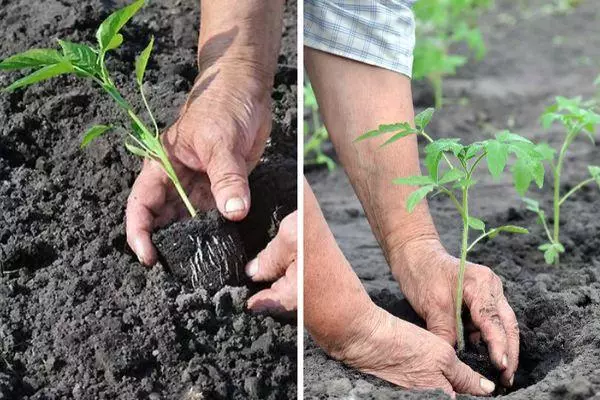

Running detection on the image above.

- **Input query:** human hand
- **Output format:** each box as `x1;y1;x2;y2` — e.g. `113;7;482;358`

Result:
332;304;496;398
390;238;519;387
126;61;273;266
245;211;297;314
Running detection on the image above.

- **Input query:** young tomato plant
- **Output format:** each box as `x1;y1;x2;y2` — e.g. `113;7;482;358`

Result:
523;96;600;264
413;0;492;108
356;108;548;351
0;0;196;217
304;83;336;171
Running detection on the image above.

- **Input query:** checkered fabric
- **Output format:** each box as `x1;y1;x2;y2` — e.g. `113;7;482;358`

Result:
305;0;416;77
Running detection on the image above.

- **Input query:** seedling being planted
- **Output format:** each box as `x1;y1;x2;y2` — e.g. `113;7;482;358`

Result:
523;96;600;264
356;108;548;351
0;0;196;217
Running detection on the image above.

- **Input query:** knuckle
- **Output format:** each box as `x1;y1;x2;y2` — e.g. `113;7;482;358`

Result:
279;213;298;247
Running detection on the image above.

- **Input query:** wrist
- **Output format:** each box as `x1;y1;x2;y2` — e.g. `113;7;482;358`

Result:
388;234;447;282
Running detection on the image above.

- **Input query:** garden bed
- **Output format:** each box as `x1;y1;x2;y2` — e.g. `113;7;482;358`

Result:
305;0;600;398
0;0;297;399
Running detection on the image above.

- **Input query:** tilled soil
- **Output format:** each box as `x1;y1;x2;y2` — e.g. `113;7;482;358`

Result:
0;1;297;399
305;0;600;399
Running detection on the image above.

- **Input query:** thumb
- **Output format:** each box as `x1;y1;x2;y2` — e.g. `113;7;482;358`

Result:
427;312;457;346
246;212;297;282
205;148;250;221
445;357;495;396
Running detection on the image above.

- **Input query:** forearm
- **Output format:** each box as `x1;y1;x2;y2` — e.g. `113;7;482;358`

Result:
198;1;284;83
305;48;440;267
304;178;376;358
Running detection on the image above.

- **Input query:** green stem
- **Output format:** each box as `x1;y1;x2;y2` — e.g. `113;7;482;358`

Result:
432;74;443;109
559;177;595;206
420;131;454;169
139;84;159;136
552;140;569;265
456;186;469;352
158;148;197;218
539;211;554;244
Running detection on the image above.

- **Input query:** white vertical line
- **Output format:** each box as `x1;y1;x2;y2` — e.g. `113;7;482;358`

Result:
297;0;305;398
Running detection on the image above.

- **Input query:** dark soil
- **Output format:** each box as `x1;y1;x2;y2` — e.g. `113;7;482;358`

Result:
305;0;600;399
0;1;297;399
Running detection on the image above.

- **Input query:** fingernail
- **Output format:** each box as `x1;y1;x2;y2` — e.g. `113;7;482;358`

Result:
502;354;508;369
245;258;258;277
225;197;245;213
509;375;514;387
480;378;495;393
134;238;146;265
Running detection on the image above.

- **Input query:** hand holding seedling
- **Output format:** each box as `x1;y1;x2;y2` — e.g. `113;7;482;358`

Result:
126;1;284;265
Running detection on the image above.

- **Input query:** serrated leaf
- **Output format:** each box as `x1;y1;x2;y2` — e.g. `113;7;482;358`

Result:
3;62;73;92
378;122;412;133
135;36;154;86
58;40;98;75
523;197;540;212
534;143;556;161
415;108;435;130
81;125;112;148
488;225;529;239
406;185;434;213
97;0;145;51
468;217;485;231
125;141;148;158
439;168;465;185
485;140;508;178
496;130;532;144
393;175;434;186
0;49;64;70
106;34;124;51
355;129;383;142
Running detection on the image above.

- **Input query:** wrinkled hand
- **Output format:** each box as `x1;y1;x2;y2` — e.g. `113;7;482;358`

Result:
391;238;519;387
245;211;297;314
335;304;496;398
126;63;273;265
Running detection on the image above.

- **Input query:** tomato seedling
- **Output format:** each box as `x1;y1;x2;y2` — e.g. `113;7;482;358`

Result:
523;96;600;264
356;108;549;351
304;83;336;171
0;0;196;217
413;0;492;108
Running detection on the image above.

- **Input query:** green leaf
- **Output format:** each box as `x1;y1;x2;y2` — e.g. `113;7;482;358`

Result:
380;128;415;147
393;175;434;186
96;0;145;51
3;62;73;92
81;125;112;148
485;140;508;178
523;197;540;213
534;143;556;161
468;217;485;231
589;165;600;186
58;40;98;75
439;168;465;185
378;122;413;133
355;129;383;142
106;34;124;51
406;185;435;213
135;36;154;86
511;158;533;196
543;247;557;264
496;130;532;144
424;138;462;181
125;141;148;158
488;225;529;239
103;84;129;109
0;49;63;70
414;108;435;130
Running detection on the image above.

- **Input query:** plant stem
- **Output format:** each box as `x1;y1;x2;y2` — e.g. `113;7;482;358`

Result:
432;74;443;109
559;177;594;206
552;140;569;265
456;186;469;352
157;148;197;218
139;84;159;136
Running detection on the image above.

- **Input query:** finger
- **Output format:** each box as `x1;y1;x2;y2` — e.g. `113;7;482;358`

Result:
445;356;495;396
497;299;519;387
246;212;297;282
426;312;457;346
126;189;159;266
205;148;250;221
247;262;297;314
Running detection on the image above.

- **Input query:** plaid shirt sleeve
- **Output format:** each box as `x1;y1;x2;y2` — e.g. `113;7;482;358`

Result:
304;0;416;78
